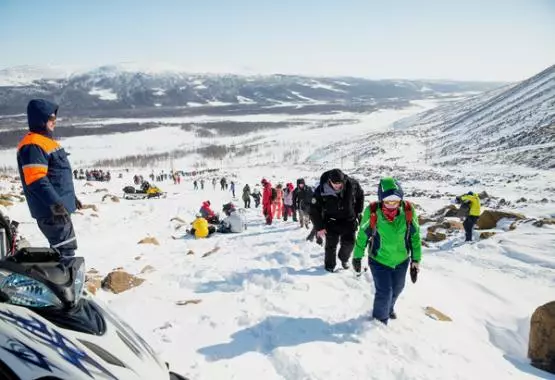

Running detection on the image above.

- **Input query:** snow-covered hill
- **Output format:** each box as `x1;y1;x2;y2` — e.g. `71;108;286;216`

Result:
0;64;504;118
391;64;555;169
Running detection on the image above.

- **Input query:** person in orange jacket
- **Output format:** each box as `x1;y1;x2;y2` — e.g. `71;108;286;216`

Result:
16;99;82;260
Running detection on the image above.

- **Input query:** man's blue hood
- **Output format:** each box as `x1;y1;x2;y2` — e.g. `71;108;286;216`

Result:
27;99;58;135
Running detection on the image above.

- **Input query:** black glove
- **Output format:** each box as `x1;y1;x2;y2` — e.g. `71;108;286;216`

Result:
352;257;362;273
75;198;83;210
410;261;419;283
50;203;70;223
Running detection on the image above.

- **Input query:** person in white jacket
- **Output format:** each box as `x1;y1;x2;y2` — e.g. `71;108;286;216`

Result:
218;203;247;233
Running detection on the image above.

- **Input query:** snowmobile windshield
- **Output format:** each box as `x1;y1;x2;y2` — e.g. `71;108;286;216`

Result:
0;248;85;310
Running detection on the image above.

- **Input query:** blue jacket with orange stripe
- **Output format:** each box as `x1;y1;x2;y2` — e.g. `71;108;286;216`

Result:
16;99;77;219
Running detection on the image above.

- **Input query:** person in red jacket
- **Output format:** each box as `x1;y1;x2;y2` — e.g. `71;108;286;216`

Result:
261;178;273;225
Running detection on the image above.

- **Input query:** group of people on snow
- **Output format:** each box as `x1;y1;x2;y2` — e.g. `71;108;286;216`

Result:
14;98;483;326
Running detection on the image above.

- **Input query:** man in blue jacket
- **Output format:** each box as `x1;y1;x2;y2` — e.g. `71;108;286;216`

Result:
16;99;82;259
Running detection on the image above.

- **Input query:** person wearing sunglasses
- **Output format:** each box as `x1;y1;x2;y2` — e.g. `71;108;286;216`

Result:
310;168;364;272
16;99;82;261
353;177;422;324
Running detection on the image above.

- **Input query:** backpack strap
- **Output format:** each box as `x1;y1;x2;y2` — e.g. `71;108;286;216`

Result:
369;201;380;231
403;200;414;259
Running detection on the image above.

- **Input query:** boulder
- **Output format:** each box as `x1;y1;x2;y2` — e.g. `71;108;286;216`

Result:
425;231;447;242
529;301;555;374
479;231;496;239
101;271;145;294
138;237;159;245
478;191;490;199
476;210;525;230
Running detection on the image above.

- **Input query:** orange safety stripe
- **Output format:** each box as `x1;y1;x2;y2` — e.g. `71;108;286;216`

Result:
22;164;48;185
17;132;60;154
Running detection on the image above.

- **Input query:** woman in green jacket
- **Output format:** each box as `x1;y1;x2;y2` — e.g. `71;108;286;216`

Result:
353;177;422;324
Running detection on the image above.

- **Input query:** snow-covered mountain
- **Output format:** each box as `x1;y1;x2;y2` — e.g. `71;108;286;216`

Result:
0;64;503;118
392;64;555;169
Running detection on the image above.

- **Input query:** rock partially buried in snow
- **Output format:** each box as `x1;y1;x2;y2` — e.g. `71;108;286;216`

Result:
138;237;160;245
476;210;525;230
0;199;14;207
187;250;195;255
102;194;120;203
433;205;459;218
533;218;555;228
425;231;447;242
170;216;187;224
81;204;99;212
176;299;202;306
102;271;145;294
94;188;109;193
529;301;555;374
479;231;496;239
424;306;452;322
140;265;156;274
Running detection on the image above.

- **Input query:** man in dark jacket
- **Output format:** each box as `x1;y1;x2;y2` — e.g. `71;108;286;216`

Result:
292;178;313;229
16;99;81;259
310;169;364;272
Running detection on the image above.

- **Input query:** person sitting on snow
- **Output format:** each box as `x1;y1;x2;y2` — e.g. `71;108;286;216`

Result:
189;214;216;239
199;201;219;224
218;202;246;233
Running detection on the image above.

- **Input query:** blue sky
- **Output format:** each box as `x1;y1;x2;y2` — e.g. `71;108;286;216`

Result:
1;0;554;81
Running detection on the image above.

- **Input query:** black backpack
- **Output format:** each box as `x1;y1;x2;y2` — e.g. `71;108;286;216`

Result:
271;188;278;201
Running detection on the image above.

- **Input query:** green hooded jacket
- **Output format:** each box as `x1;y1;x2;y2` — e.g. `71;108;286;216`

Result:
353;202;422;268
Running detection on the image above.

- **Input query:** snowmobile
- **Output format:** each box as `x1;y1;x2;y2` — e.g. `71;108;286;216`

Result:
0;210;20;258
0;246;188;380
122;183;166;200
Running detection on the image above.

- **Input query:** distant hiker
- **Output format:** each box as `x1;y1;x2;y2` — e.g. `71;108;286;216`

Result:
293;178;313;229
212;177;217;190
273;184;284;219
193;180;198;190
17;99;81;261
283;182;296;222
230;181;236;198
261;178;273;225
353;177;422;325
220;177;226;191
190;214;216;238
200;178;205;190
310;169;364;272
242;184;251;208
251;184;261;208
218;203;247;233
455;191;481;241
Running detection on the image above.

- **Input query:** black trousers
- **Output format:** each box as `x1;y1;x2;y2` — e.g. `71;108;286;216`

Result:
37;216;77;258
463;216;479;241
324;230;355;270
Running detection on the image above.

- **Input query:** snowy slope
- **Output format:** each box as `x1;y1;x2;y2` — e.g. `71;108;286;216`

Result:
2;166;554;379
2;92;555;378
390;64;555;169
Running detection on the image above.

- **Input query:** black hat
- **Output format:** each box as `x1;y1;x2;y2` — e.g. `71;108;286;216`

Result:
328;169;345;184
